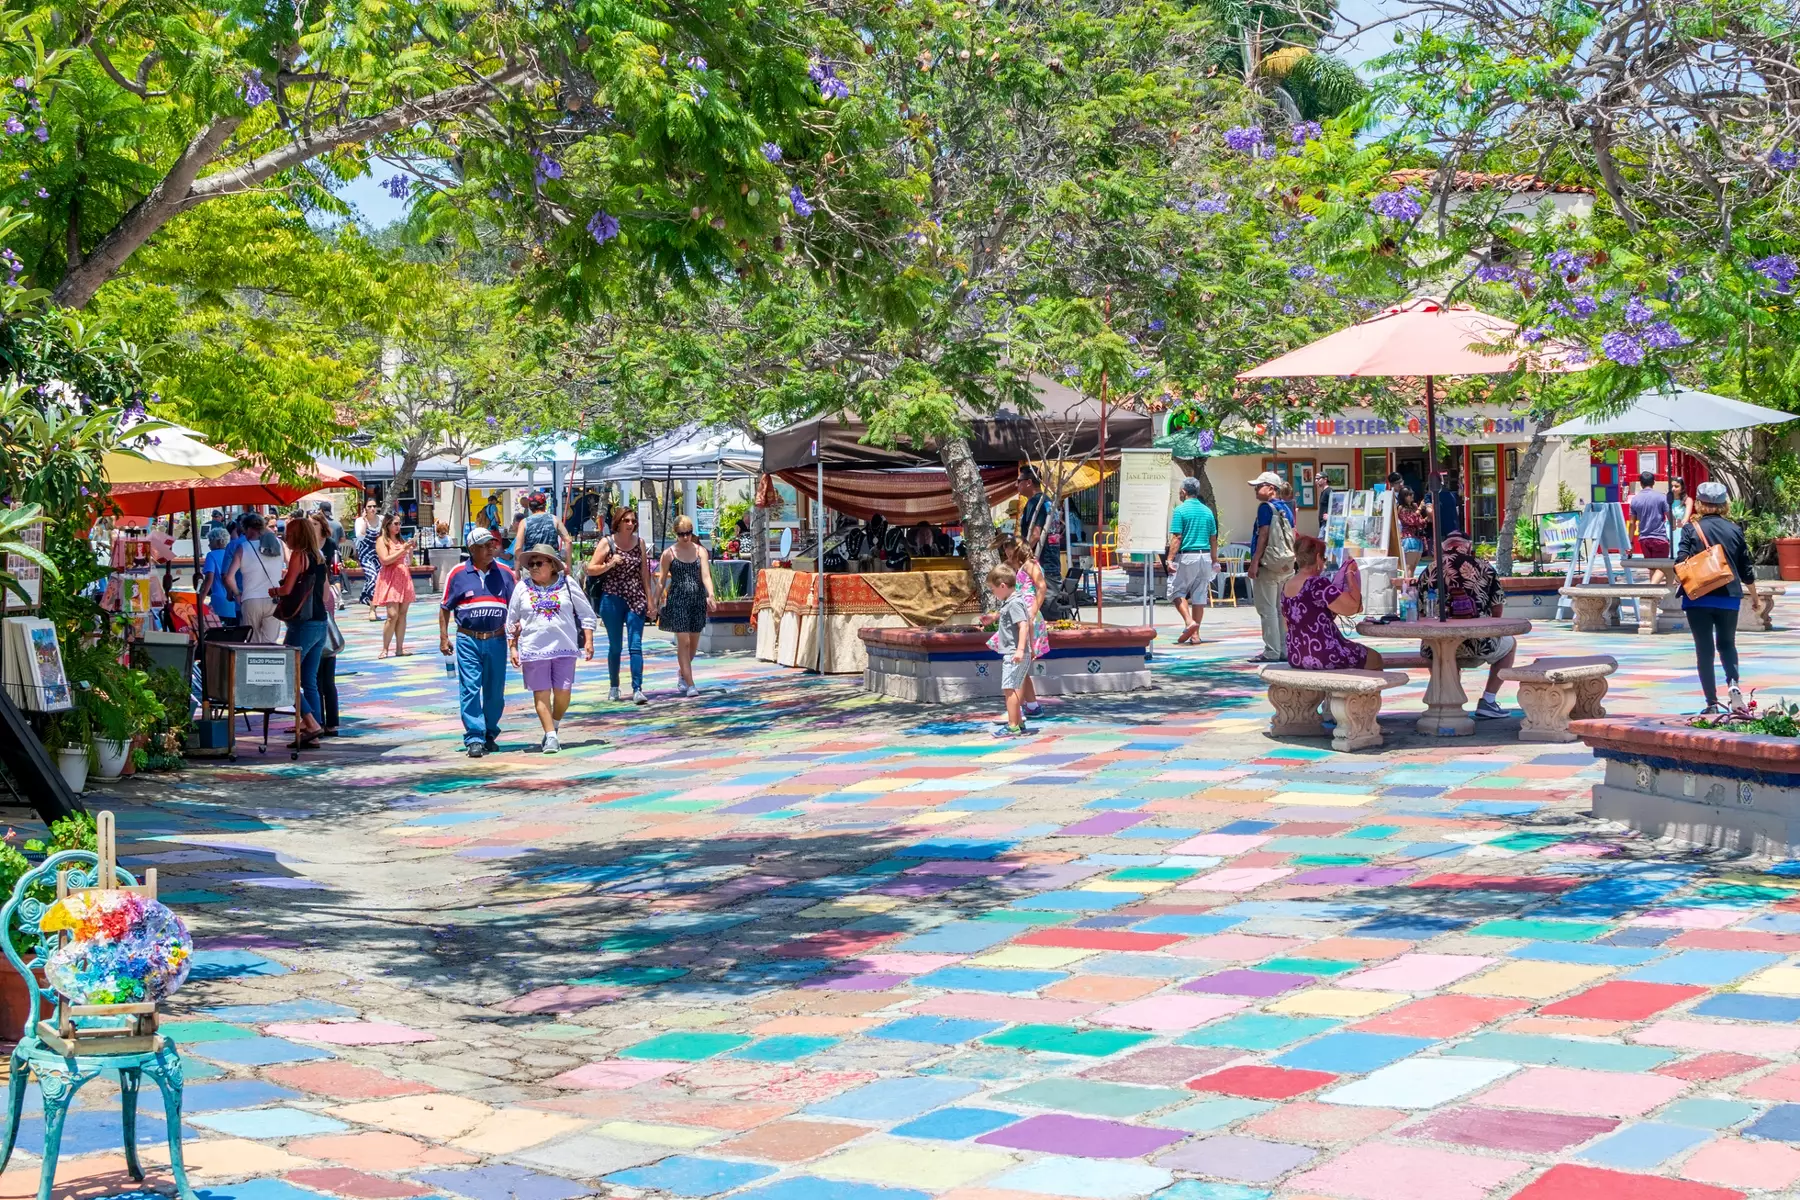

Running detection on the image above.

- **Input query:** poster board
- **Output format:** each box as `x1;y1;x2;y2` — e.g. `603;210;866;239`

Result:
2;616;72;712
1327;489;1393;561
1114;449;1175;555
1538;511;1580;562
1324;492;1350;563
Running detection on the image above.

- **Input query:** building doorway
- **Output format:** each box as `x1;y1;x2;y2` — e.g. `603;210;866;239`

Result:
1393;451;1427;498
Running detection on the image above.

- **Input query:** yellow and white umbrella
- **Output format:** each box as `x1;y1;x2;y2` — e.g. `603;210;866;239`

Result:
103;425;238;484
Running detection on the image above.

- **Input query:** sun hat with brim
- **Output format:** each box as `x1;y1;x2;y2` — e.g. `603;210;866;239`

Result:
1249;471;1283;489
519;543;565;571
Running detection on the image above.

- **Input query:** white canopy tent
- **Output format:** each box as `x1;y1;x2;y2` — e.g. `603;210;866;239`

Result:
583;423;762;482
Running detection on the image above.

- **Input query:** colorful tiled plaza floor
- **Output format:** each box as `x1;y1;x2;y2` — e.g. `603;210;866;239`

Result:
23;599;1800;1200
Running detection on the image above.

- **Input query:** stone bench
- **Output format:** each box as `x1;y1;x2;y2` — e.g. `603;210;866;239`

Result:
1260;666;1410;753
1381;651;1428;670
1743;582;1790;633
1559;585;1680;635
1497;655;1618;744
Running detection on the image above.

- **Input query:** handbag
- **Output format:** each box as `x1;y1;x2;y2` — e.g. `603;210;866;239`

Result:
1674;518;1735;599
325;609;346;654
274;557;317;622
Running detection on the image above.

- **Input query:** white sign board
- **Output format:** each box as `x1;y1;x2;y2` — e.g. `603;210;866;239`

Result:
242;653;291;687
1115;449;1175;556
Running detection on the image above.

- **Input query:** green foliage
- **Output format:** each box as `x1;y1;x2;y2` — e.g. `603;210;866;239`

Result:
24;811;95;857
1696;698;1800;739
1557;481;1581;513
1512;516;1540;561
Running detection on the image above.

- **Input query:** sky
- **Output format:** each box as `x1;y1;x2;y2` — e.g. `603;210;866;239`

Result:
331;3;1410;231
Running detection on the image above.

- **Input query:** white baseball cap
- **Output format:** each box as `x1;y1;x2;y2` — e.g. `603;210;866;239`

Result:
1249;471;1283;489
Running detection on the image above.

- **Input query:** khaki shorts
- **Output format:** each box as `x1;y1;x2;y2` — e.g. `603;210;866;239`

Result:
1167;553;1214;605
1002;653;1034;692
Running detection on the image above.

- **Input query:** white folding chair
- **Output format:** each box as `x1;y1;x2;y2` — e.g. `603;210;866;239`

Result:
1213;545;1251;607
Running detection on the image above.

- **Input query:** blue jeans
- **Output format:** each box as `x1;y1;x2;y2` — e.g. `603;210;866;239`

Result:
599;594;645;690
456;632;508;746
284;619;328;721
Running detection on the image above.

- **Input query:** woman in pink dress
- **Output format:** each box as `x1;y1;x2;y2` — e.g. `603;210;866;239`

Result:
373;513;417;657
1280;536;1384;670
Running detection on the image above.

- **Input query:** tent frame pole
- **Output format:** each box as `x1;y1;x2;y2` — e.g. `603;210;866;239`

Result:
1426;376;1449;621
815;455;826;674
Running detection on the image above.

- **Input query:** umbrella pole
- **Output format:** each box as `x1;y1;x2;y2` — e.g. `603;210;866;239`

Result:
1426;377;1448;621
816;455;826;674
1096;370;1108;623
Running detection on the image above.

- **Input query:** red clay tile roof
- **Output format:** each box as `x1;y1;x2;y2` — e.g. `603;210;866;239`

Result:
1386;168;1595;196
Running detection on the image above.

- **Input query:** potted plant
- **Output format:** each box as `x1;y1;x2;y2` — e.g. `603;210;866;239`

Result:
1775;513;1800;582
77;658;164;784
42;710;91;794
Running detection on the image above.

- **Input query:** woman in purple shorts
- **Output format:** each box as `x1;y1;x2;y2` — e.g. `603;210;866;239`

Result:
506;543;595;754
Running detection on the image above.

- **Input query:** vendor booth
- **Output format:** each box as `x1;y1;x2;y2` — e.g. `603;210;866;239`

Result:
755;380;1155;675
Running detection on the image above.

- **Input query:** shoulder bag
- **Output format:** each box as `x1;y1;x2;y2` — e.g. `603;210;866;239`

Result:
1674;519;1734;599
274;556;318;622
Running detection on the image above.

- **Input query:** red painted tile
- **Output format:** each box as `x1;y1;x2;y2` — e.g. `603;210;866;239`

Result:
1669;930;1800;953
1351;995;1531;1037
1510;1164;1743;1200
1272;822;1351;835
1406;1107;1618;1153
285;1169;435;1199
1231;852;1292;867
1014;930;1186;952
770;931;900;959
1653;1052;1771;1082
1408;874;1578;893
1187;1065;1338;1100
1540;981;1706;1020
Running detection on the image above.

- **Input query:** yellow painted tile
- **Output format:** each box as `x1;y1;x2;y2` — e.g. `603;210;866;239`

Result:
799;896;905;918
326;1094;496;1139
1740;967;1800;996
655;1009;735;1029
1084;880;1173;893
1447;961;1612;999
971;946;1097;970
1264;988;1409;1018
816;1141;1014;1189
452;1111;589;1154
591;1121;721;1147
1267;791;1375;808
842;779;911;793
151;1138;316;1177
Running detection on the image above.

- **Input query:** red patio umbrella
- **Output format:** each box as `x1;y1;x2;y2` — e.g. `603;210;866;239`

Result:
1238;297;1580;619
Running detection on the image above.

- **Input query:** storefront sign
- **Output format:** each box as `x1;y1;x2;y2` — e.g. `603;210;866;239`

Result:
1242;405;1536;449
1538;510;1580;561
1114;449;1175;555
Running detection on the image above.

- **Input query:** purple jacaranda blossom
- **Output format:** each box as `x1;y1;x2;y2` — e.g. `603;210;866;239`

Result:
1544;248;1586;279
1641;321;1687;350
1474;263;1514;283
1223;125;1264;153
534;152;563;183
1290;121;1322;144
1369;187;1423;221
761;142;783;163
789;185;813;218
1521;325;1550;344
1600;331;1645;366
687;56;707;70
809;59;849;101
1061;364;1080;378
586;210;620;243
1623;296;1653;324
240;69;271;106
1148;319;1165;332
3;116;21;135
1769;148;1799;169
1192;195;1228;214
383;175;409;199
11;77;27;89
1572;295;1599;318
1753;254;1797;293
1289;265;1316;280
1132;366;1153;378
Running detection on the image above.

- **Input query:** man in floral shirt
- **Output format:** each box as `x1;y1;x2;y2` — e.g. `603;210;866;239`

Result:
1420;531;1517;720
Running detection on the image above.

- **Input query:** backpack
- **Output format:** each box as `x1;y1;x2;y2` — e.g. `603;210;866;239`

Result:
1259;503;1296;571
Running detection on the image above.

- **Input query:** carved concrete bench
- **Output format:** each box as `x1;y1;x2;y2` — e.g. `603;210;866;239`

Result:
1559;585;1680;635
1497;655;1617;743
1742;583;1789;633
1260;666;1410;752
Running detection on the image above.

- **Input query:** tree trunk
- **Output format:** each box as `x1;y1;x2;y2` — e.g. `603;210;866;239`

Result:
389;449;423;516
1495;416;1556;576
940;435;999;605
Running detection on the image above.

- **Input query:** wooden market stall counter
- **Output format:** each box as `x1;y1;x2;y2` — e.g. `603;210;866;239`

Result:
860;623;1155;703
753;567;982;673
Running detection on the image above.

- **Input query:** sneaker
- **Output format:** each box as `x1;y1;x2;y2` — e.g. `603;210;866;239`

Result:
685;684;702;698
466;743;486;758
609;686;621;702
484;739;499;752
1474;698;1508;720
991;722;1037;738
1022;701;1044;717
1702;702;1729;716
541;732;560;754
632;690;648;705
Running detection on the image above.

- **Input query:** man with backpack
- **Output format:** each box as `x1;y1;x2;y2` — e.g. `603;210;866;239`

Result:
1246;471;1296;662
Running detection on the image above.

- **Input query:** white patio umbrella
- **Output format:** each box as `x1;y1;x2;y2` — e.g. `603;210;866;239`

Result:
1542;387;1798;437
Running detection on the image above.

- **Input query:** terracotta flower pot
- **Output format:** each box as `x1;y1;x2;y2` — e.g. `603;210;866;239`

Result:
1776;537;1800;582
0;966;44;1047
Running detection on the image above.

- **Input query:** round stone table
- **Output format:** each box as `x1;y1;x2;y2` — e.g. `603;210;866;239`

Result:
1355;616;1533;736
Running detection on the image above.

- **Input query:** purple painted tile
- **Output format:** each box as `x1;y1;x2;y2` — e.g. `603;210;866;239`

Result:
723;795;805;814
976;1114;1186;1159
1082;1046;1242;1086
869;877;966;898
1057;813;1150;837
412;1166;587;1200
1155;1135;1317;1182
801;972;909;992
1407;1106;1620;1153
903;861;1024;876
1001;865;1109;889
1182;970;1313;997
1286;867;1418;886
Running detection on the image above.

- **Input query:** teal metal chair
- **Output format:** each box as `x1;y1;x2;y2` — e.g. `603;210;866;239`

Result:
0;848;198;1200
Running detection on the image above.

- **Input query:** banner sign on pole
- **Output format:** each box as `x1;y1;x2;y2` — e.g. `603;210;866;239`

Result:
1115;449;1175;556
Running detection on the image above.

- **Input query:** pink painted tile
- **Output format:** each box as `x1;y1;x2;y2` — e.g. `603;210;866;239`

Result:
1736;1063;1800;1102
1167;834;1272;856
1167;934;1308;962
1289;1142;1528;1200
1629;908;1745;930
1178;868;1293;892
1338;954;1495;992
263;1022;436;1045
676;785;761;800
1634;1020;1800;1056
912;994;1102;1023
846;954;966;973
1681;1139;1800;1191
1093;995;1248;1032
1478;1066;1687;1117
548;1061;677;1090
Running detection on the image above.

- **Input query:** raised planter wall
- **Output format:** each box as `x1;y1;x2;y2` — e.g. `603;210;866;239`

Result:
1572;716;1800;856
861;624;1156;703
698;600;755;654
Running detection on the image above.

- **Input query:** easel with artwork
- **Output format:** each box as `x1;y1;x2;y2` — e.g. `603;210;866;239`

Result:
1555;503;1635;621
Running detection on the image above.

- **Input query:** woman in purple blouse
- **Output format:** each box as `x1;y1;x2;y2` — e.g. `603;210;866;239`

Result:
1279;536;1384;670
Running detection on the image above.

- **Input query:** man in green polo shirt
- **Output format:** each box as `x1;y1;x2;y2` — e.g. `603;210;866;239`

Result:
1164;476;1219;644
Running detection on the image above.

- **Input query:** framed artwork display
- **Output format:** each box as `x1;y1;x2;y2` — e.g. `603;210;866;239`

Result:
1321;463;1351;492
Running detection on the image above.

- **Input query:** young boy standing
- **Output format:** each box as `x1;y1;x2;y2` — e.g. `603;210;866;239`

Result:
987;565;1036;737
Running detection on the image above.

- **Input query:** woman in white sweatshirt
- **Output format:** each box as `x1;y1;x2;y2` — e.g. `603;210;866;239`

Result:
506;543;595;753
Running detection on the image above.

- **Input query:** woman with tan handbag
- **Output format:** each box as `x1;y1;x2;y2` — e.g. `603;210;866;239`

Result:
1675;481;1757;714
